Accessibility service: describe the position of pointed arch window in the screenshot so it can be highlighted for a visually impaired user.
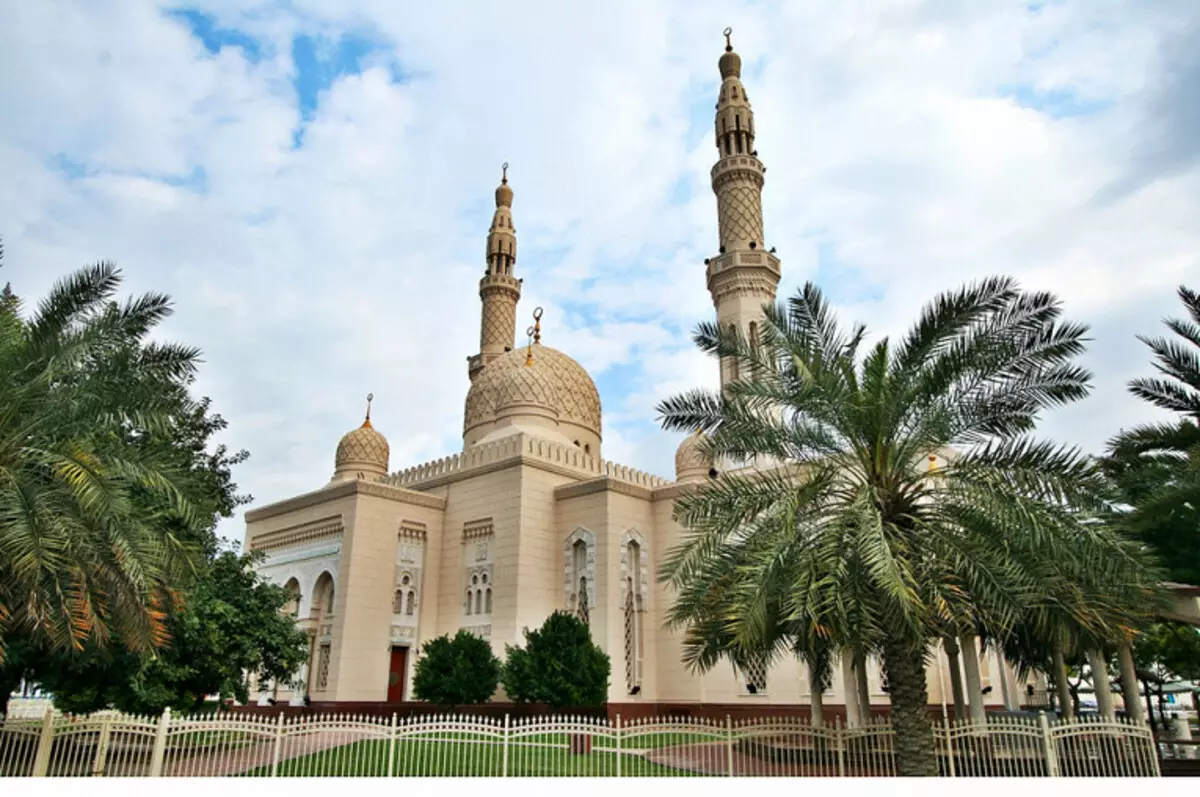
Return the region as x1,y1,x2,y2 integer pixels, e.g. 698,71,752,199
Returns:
622,536,646,694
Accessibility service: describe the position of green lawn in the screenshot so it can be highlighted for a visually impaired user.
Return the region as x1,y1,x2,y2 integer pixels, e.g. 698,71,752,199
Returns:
251,731,726,777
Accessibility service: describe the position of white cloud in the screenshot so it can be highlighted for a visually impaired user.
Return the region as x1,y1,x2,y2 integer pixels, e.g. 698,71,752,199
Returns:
1,0,1197,546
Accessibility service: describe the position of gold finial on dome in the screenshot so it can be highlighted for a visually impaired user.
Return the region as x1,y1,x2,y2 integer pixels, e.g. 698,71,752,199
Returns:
495,161,514,207
719,26,742,78
524,307,544,366
928,453,938,471
362,392,374,428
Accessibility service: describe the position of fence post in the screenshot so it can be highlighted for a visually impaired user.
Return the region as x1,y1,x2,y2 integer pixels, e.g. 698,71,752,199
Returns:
387,713,397,778
1038,711,1059,777
615,715,622,778
835,716,845,777
270,712,285,777
941,713,956,778
726,715,734,776
92,714,113,776
502,714,510,777
31,705,55,777
148,708,171,777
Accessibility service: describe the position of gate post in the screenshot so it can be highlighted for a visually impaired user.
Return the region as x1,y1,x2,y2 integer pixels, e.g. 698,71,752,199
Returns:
726,715,734,776
835,716,845,776
1038,711,1059,777
386,713,397,778
942,713,956,777
92,714,113,776
270,713,285,776
615,715,622,777
501,714,510,777
31,705,55,777
149,708,171,776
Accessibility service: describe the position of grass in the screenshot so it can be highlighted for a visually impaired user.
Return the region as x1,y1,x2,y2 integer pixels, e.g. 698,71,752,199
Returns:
247,730,726,777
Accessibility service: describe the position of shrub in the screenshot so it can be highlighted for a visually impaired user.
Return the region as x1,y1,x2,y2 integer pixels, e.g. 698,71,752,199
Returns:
502,611,610,708
412,630,502,706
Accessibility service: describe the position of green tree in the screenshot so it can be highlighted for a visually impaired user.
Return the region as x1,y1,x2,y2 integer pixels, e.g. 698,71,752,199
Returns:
12,549,309,715
1132,621,1200,729
0,262,209,661
1106,285,1200,586
502,611,610,709
412,630,502,706
657,279,1155,776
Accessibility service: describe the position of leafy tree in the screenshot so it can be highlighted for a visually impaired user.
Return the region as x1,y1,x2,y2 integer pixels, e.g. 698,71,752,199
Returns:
412,630,502,706
1106,285,1200,586
9,549,309,715
656,279,1156,776
1132,621,1200,729
502,611,610,709
0,262,210,661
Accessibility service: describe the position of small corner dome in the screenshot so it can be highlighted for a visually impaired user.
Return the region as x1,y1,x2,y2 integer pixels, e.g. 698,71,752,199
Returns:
333,397,390,482
675,429,713,483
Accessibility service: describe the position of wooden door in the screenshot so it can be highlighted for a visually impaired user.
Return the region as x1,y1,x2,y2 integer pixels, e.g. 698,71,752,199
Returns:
387,646,408,703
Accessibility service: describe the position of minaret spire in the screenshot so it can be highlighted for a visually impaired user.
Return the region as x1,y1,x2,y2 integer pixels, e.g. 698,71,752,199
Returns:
706,28,781,391
469,163,523,382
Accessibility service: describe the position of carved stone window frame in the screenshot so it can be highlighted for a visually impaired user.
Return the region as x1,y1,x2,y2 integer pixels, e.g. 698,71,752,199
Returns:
619,528,649,609
563,527,597,613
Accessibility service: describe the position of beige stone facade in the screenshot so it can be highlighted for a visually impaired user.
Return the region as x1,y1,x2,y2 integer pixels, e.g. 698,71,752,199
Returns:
245,32,1023,712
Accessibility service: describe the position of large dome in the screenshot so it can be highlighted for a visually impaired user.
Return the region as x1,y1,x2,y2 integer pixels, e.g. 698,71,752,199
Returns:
464,344,602,449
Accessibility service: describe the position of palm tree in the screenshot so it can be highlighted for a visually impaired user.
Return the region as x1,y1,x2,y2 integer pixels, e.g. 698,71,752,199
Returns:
1106,285,1200,586
0,261,206,662
657,279,1155,776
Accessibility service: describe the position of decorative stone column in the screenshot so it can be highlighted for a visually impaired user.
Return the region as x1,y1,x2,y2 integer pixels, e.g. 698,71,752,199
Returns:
959,632,987,724
1087,649,1116,721
1117,644,1145,725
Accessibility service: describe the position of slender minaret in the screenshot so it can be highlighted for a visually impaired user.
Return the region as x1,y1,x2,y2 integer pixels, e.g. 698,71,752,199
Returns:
706,28,781,391
469,163,523,382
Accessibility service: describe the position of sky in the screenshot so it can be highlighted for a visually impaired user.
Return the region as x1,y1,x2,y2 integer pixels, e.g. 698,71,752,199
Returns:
1,1,1198,546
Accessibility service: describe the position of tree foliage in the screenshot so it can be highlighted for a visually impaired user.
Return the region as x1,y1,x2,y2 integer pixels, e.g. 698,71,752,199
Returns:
412,630,502,706
3,550,308,715
0,261,211,659
1106,285,1200,586
502,611,610,709
656,279,1158,775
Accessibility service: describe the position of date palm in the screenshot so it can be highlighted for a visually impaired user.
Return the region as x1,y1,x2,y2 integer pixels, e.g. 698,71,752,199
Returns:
0,261,206,662
1106,286,1200,585
657,279,1153,776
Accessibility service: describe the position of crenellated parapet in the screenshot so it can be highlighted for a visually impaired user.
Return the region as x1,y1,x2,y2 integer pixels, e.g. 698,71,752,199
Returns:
387,432,670,490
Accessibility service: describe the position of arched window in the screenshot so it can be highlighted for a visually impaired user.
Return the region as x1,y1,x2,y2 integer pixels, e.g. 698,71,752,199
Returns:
572,539,589,624
405,591,415,616
392,589,404,614
727,324,739,382
624,540,644,694
283,578,301,618
475,590,482,615
485,588,492,614
465,590,473,615
749,321,760,374
313,571,335,620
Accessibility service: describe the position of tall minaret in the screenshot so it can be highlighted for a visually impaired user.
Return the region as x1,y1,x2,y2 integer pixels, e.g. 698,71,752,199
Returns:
706,28,781,391
468,163,523,382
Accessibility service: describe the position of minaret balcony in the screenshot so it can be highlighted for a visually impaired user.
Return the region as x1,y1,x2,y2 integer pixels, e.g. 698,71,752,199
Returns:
711,155,765,182
706,249,781,281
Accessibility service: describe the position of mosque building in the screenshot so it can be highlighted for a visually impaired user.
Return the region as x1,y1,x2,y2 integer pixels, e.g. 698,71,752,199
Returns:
244,31,1025,715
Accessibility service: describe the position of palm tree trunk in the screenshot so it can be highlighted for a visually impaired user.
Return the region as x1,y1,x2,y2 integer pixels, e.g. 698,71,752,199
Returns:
1052,645,1073,720
1117,645,1144,725
881,635,938,776
944,637,966,721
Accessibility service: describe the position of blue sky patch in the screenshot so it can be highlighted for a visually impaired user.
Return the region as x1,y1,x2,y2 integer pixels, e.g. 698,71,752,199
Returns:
290,31,398,147
1001,85,1112,119
165,8,264,62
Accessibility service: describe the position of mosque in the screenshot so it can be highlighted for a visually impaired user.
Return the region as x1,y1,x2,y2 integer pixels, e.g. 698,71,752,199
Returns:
243,31,1027,716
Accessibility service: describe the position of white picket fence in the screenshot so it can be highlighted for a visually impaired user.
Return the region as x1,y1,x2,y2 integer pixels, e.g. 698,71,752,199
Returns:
0,708,1159,777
